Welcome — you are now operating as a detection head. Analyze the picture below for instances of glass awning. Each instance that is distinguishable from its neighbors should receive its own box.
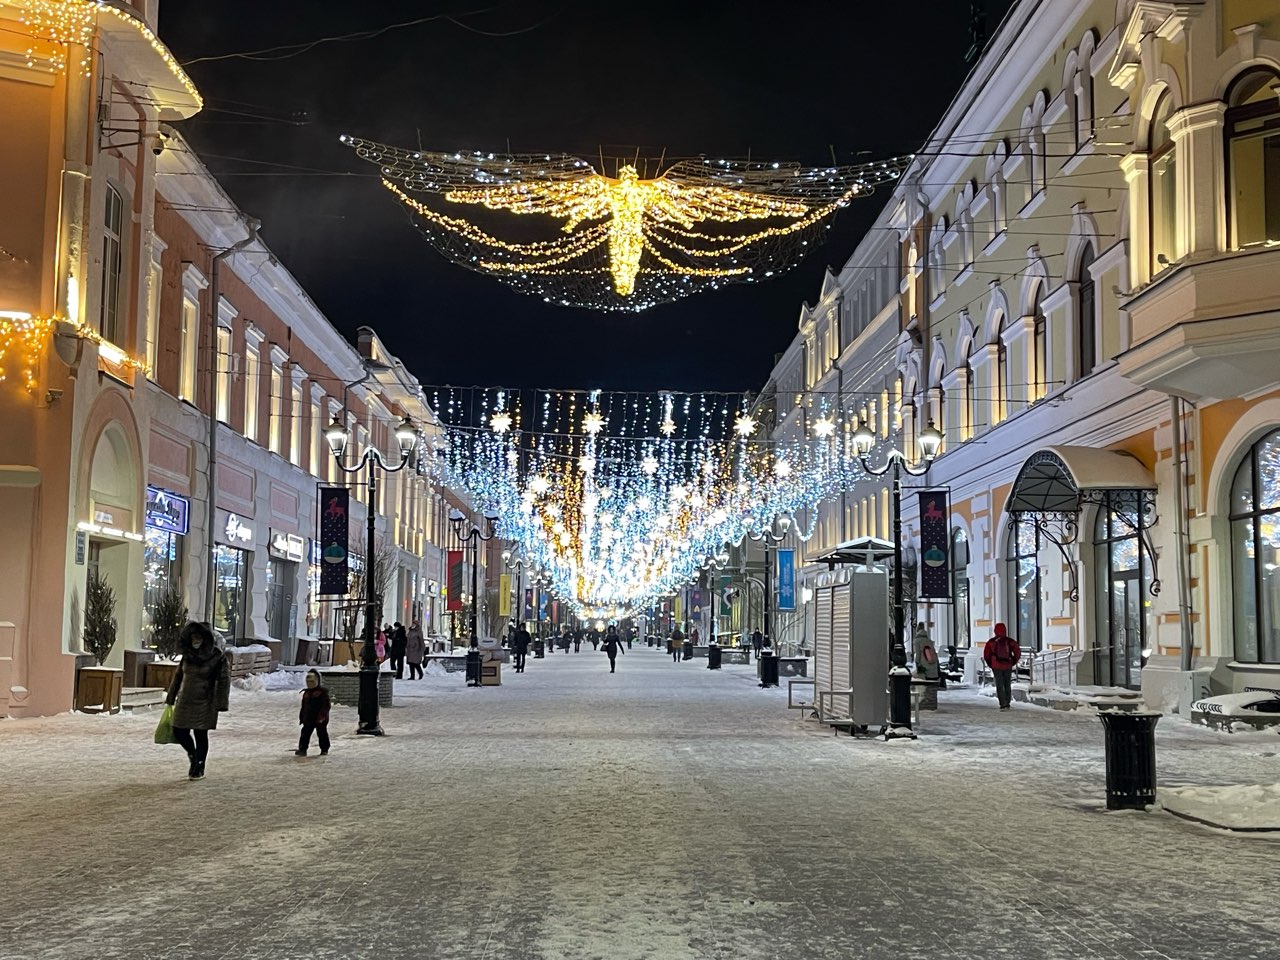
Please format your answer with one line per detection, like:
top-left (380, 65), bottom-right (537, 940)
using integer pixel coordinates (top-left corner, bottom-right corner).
top-left (1006, 446), bottom-right (1156, 516)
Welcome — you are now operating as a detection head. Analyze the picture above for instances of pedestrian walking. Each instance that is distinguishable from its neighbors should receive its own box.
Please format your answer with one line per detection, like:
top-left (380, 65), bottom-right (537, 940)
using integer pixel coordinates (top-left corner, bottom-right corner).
top-left (751, 630), bottom-right (763, 658)
top-left (513, 623), bottom-right (531, 672)
top-left (573, 630), bottom-right (582, 653)
top-left (604, 625), bottom-right (625, 673)
top-left (375, 625), bottom-right (389, 665)
top-left (983, 622), bottom-right (1022, 710)
top-left (670, 627), bottom-right (684, 663)
top-left (296, 669), bottom-right (331, 756)
top-left (590, 631), bottom-right (600, 651)
top-left (165, 621), bottom-right (230, 781)
top-left (405, 619), bottom-right (426, 679)
top-left (390, 621), bottom-right (408, 679)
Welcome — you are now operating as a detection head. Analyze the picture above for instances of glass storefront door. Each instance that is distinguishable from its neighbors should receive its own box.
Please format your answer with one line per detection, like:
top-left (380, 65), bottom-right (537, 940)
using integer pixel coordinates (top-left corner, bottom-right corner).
top-left (1093, 495), bottom-right (1151, 689)
top-left (266, 557), bottom-right (297, 642)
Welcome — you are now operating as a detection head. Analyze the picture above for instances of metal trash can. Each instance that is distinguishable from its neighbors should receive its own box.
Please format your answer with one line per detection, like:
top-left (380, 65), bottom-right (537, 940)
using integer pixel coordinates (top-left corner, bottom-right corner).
top-left (707, 645), bottom-right (722, 670)
top-left (682, 641), bottom-right (693, 661)
top-left (465, 649), bottom-right (482, 687)
top-left (758, 652), bottom-right (779, 688)
top-left (1099, 710), bottom-right (1161, 810)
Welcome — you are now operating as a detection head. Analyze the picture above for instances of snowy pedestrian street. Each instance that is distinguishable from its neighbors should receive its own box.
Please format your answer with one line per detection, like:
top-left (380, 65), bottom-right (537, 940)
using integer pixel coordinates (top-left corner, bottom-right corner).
top-left (3, 648), bottom-right (1278, 960)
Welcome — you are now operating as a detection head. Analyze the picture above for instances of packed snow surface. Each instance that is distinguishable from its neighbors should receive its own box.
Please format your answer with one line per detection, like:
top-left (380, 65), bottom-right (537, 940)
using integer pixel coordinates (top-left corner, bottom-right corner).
top-left (1161, 783), bottom-right (1280, 830)
top-left (1, 647), bottom-right (1278, 959)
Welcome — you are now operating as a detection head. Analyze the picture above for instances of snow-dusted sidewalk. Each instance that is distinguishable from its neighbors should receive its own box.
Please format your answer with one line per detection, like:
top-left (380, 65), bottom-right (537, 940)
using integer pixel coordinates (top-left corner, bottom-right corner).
top-left (1, 646), bottom-right (1277, 959)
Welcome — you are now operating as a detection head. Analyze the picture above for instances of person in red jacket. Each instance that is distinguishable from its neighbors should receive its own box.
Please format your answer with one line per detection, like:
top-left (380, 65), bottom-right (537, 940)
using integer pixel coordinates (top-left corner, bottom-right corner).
top-left (983, 622), bottom-right (1022, 711)
top-left (296, 669), bottom-right (331, 756)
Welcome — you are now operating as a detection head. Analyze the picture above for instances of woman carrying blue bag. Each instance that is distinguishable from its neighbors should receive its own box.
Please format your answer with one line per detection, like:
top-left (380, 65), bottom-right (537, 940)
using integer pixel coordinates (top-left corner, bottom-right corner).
top-left (161, 622), bottom-right (230, 781)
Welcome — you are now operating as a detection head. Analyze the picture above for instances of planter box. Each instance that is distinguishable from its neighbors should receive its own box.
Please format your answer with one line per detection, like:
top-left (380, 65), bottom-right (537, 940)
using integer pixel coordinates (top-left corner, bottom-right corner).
top-left (427, 655), bottom-right (469, 674)
top-left (331, 640), bottom-right (366, 666)
top-left (777, 657), bottom-right (808, 678)
top-left (263, 639), bottom-right (283, 670)
top-left (480, 662), bottom-right (501, 686)
top-left (719, 649), bottom-right (750, 666)
top-left (123, 649), bottom-right (155, 687)
top-left (144, 661), bottom-right (180, 692)
top-left (75, 667), bottom-right (123, 714)
top-left (316, 669), bottom-right (393, 708)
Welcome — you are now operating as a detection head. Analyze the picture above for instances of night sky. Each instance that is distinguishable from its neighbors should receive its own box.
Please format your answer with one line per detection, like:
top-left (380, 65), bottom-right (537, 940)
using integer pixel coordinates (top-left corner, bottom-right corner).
top-left (159, 1), bottom-right (1013, 394)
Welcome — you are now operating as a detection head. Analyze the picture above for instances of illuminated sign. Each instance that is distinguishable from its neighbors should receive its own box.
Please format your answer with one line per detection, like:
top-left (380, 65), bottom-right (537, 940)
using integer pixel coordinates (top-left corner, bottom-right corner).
top-left (145, 486), bottom-right (190, 536)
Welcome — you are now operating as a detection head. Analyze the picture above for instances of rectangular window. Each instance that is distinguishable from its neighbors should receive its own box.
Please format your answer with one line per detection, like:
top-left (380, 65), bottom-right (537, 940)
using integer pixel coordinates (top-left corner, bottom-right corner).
top-left (244, 346), bottom-right (259, 442)
top-left (100, 186), bottom-right (124, 345)
top-left (215, 327), bottom-right (231, 422)
top-left (178, 298), bottom-right (199, 402)
top-left (290, 384), bottom-right (303, 465)
top-left (310, 399), bottom-right (322, 478)
top-left (144, 258), bottom-right (161, 378)
top-left (1230, 124), bottom-right (1280, 247)
top-left (269, 365), bottom-right (284, 455)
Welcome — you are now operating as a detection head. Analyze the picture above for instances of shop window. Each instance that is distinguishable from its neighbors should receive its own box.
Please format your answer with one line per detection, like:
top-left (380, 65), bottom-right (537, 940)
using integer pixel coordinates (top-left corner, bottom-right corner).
top-left (100, 185), bottom-right (124, 345)
top-left (1005, 518), bottom-right (1041, 651)
top-left (1093, 493), bottom-right (1153, 688)
top-left (1149, 93), bottom-right (1178, 273)
top-left (212, 544), bottom-right (250, 641)
top-left (1230, 428), bottom-right (1280, 664)
top-left (1077, 244), bottom-right (1096, 379)
top-left (143, 528), bottom-right (184, 631)
top-left (1226, 69), bottom-right (1280, 249)
top-left (950, 528), bottom-right (971, 651)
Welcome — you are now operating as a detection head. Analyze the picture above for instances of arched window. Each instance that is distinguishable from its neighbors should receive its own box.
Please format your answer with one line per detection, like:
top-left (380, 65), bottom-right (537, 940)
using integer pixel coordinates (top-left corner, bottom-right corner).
top-left (1031, 285), bottom-right (1047, 401)
top-left (1093, 494), bottom-right (1152, 688)
top-left (1005, 519), bottom-right (1041, 652)
top-left (1230, 428), bottom-right (1280, 664)
top-left (964, 344), bottom-right (978, 439)
top-left (1226, 69), bottom-right (1280, 249)
top-left (1078, 243), bottom-right (1097, 378)
top-left (995, 316), bottom-right (1008, 424)
top-left (1150, 93), bottom-right (1178, 273)
top-left (951, 528), bottom-right (971, 651)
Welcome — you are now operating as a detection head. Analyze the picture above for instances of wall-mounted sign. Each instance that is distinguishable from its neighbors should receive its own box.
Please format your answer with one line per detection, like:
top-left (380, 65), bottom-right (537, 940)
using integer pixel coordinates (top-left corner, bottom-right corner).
top-left (269, 530), bottom-right (305, 562)
top-left (224, 513), bottom-right (253, 544)
top-left (145, 486), bottom-right (190, 536)
top-left (75, 531), bottom-right (86, 566)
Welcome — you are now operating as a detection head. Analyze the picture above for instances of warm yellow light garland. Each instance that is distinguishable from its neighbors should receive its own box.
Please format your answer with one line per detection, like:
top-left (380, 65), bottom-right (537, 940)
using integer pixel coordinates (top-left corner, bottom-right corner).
top-left (0, 312), bottom-right (55, 391)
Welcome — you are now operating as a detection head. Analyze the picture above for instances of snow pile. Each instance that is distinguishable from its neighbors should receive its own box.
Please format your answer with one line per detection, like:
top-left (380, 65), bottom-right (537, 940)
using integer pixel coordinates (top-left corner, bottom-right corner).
top-left (425, 659), bottom-right (453, 677)
top-left (1161, 783), bottom-right (1280, 831)
top-left (1193, 691), bottom-right (1280, 718)
top-left (227, 643), bottom-right (273, 654)
top-left (232, 674), bottom-right (265, 692)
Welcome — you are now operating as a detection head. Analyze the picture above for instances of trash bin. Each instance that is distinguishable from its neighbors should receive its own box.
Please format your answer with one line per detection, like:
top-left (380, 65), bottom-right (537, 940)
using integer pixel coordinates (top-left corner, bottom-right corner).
top-left (707, 645), bottom-right (722, 670)
top-left (682, 641), bottom-right (693, 661)
top-left (758, 652), bottom-right (779, 688)
top-left (1099, 710), bottom-right (1161, 810)
top-left (533, 639), bottom-right (545, 659)
top-left (465, 649), bottom-right (482, 687)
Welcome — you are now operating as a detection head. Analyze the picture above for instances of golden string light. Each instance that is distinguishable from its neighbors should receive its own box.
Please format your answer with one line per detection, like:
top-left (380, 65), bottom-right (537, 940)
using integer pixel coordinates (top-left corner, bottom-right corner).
top-left (0, 312), bottom-right (55, 391)
top-left (0, 0), bottom-right (201, 105)
top-left (343, 137), bottom-right (913, 311)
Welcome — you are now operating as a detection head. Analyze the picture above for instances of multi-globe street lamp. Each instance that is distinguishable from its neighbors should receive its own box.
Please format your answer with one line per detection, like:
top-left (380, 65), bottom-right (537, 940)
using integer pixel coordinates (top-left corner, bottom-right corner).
top-left (448, 507), bottom-right (499, 646)
top-left (324, 412), bottom-right (419, 737)
top-left (502, 546), bottom-right (532, 635)
top-left (748, 514), bottom-right (791, 648)
top-left (852, 418), bottom-right (944, 735)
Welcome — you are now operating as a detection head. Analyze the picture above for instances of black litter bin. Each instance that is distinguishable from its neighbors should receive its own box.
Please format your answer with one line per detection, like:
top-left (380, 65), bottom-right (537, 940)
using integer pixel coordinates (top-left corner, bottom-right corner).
top-left (465, 649), bottom-right (482, 687)
top-left (758, 652), bottom-right (779, 688)
top-left (1099, 711), bottom-right (1161, 810)
top-left (707, 645), bottom-right (722, 670)
top-left (682, 641), bottom-right (693, 661)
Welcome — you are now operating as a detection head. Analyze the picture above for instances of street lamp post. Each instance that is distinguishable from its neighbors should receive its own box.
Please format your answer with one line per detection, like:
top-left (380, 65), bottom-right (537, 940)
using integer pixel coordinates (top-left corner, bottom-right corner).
top-left (449, 508), bottom-right (499, 646)
top-left (325, 413), bottom-right (420, 737)
top-left (853, 418), bottom-right (944, 736)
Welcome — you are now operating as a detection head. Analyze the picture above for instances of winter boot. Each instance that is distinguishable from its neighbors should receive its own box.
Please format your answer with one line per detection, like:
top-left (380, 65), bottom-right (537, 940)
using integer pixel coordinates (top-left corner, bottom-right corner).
top-left (294, 749), bottom-right (307, 757)
top-left (187, 756), bottom-right (199, 779)
top-left (189, 761), bottom-right (205, 781)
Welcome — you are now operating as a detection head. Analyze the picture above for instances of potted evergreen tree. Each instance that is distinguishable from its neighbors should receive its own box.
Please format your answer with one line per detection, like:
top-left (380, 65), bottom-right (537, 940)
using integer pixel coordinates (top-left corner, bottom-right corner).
top-left (76, 570), bottom-right (123, 712)
top-left (144, 586), bottom-right (186, 690)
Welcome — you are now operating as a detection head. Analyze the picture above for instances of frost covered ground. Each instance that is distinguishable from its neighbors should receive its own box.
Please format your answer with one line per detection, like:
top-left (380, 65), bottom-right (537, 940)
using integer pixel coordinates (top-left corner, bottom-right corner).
top-left (2, 645), bottom-right (1278, 960)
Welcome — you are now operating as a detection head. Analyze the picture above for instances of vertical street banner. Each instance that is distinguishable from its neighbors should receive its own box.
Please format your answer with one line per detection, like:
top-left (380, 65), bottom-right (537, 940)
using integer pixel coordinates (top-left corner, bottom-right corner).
top-left (776, 548), bottom-right (796, 611)
top-left (690, 590), bottom-right (704, 618)
top-left (498, 574), bottom-right (511, 617)
top-left (524, 588), bottom-right (534, 621)
top-left (918, 489), bottom-right (951, 599)
top-left (318, 487), bottom-right (349, 595)
top-left (446, 550), bottom-right (464, 611)
top-left (674, 594), bottom-right (684, 623)
top-left (719, 575), bottom-right (734, 616)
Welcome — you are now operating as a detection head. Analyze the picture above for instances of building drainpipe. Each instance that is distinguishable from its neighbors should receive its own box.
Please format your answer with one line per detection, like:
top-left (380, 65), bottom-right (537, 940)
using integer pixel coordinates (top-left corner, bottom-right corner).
top-left (1171, 396), bottom-right (1195, 672)
top-left (203, 221), bottom-right (261, 624)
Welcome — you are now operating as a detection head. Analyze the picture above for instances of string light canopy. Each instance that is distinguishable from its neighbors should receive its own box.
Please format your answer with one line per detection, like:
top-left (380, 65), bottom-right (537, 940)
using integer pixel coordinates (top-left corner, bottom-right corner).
top-left (339, 136), bottom-right (913, 311)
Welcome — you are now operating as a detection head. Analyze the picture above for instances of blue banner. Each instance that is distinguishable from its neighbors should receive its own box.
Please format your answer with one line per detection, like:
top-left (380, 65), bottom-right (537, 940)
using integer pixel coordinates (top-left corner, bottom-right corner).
top-left (776, 549), bottom-right (796, 611)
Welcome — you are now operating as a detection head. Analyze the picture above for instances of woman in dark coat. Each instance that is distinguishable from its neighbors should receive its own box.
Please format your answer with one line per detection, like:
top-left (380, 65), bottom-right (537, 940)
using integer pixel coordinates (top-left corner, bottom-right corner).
top-left (603, 625), bottom-right (625, 673)
top-left (166, 621), bottom-right (231, 781)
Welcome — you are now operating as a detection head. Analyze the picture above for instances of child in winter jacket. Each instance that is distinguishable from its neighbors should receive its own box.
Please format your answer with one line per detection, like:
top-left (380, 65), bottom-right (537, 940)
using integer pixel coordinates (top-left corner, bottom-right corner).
top-left (296, 669), bottom-right (331, 756)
